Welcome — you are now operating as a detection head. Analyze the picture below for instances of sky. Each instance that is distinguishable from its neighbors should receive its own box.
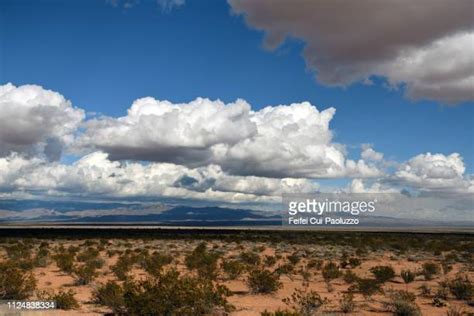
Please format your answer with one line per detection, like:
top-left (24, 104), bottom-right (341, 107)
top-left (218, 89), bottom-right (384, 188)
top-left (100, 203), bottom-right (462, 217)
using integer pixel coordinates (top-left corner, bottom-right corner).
top-left (0, 0), bottom-right (473, 217)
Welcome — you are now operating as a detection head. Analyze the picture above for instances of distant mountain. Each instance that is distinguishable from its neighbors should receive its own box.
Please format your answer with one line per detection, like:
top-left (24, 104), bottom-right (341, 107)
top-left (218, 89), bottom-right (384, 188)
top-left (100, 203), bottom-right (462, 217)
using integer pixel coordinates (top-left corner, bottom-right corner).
top-left (62, 206), bottom-right (280, 224)
top-left (1, 199), bottom-right (472, 228)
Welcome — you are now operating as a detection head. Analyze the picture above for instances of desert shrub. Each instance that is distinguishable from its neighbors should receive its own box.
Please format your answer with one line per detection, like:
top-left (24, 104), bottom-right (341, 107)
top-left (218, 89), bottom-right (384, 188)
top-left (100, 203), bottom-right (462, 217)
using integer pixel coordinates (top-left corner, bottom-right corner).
top-left (185, 242), bottom-right (220, 279)
top-left (449, 275), bottom-right (473, 300)
top-left (283, 288), bottom-right (326, 316)
top-left (275, 263), bottom-right (295, 276)
top-left (247, 269), bottom-right (282, 294)
top-left (112, 253), bottom-right (137, 281)
top-left (73, 261), bottom-right (98, 285)
top-left (53, 251), bottom-right (75, 274)
top-left (421, 262), bottom-right (439, 280)
top-left (401, 269), bottom-right (416, 285)
top-left (307, 259), bottom-right (323, 270)
top-left (384, 290), bottom-right (420, 316)
top-left (66, 245), bottom-right (80, 255)
top-left (5, 242), bottom-right (32, 261)
top-left (418, 284), bottom-right (431, 297)
top-left (239, 250), bottom-right (261, 266)
top-left (431, 297), bottom-right (446, 307)
top-left (343, 270), bottom-right (359, 284)
top-left (106, 249), bottom-right (117, 257)
top-left (441, 261), bottom-right (453, 275)
top-left (0, 261), bottom-right (36, 299)
top-left (92, 281), bottom-right (125, 314)
top-left (349, 257), bottom-right (362, 267)
top-left (83, 240), bottom-right (96, 247)
top-left (444, 252), bottom-right (459, 263)
top-left (350, 278), bottom-right (383, 298)
top-left (339, 293), bottom-right (355, 313)
top-left (35, 246), bottom-right (50, 267)
top-left (222, 260), bottom-right (245, 280)
top-left (446, 306), bottom-right (465, 316)
top-left (264, 255), bottom-right (277, 267)
top-left (142, 252), bottom-right (173, 277)
top-left (40, 289), bottom-right (79, 310)
top-left (77, 247), bottom-right (99, 262)
top-left (123, 269), bottom-right (233, 315)
top-left (287, 253), bottom-right (301, 265)
top-left (261, 309), bottom-right (300, 316)
top-left (370, 265), bottom-right (395, 284)
top-left (435, 281), bottom-right (449, 300)
top-left (5, 242), bottom-right (35, 270)
top-left (322, 261), bottom-right (342, 283)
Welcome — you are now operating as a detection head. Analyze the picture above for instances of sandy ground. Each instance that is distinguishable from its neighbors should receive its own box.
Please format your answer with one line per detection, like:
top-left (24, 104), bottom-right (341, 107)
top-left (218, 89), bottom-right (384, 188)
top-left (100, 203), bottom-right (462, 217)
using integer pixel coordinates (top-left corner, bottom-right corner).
top-left (1, 239), bottom-right (473, 315)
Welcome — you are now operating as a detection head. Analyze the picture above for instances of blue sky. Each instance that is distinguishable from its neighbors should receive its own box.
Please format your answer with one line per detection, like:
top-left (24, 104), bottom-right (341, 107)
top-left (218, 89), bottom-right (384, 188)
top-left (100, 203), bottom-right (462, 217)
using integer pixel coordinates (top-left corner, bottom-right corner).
top-left (1, 0), bottom-right (473, 174)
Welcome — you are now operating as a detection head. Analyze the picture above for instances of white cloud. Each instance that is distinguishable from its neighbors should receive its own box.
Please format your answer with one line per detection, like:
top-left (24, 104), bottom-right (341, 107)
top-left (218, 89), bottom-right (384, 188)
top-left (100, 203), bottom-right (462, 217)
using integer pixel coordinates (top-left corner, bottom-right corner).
top-left (229, 0), bottom-right (474, 104)
top-left (393, 152), bottom-right (470, 191)
top-left (0, 83), bottom-right (85, 161)
top-left (80, 98), bottom-right (381, 179)
top-left (361, 144), bottom-right (384, 162)
top-left (0, 151), bottom-right (319, 204)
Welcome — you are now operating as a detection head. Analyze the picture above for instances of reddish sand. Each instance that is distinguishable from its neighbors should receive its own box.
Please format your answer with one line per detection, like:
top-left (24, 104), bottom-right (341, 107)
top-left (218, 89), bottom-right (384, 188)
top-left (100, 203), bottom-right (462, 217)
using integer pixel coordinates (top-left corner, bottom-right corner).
top-left (1, 239), bottom-right (472, 315)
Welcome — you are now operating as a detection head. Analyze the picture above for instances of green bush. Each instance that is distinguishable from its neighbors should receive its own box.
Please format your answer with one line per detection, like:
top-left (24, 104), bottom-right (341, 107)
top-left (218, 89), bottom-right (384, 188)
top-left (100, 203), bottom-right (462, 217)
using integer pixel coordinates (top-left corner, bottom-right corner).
top-left (5, 242), bottom-right (32, 261)
top-left (53, 251), bottom-right (75, 274)
top-left (239, 251), bottom-right (261, 266)
top-left (41, 289), bottom-right (79, 310)
top-left (283, 288), bottom-right (326, 316)
top-left (370, 265), bottom-right (395, 284)
top-left (421, 262), bottom-right (439, 280)
top-left (322, 261), bottom-right (342, 283)
top-left (449, 275), bottom-right (473, 300)
top-left (35, 246), bottom-right (50, 268)
top-left (112, 253), bottom-right (137, 281)
top-left (275, 263), bottom-right (295, 276)
top-left (287, 253), bottom-right (300, 265)
top-left (264, 255), bottom-right (277, 267)
top-left (348, 257), bottom-right (362, 268)
top-left (73, 261), bottom-right (98, 285)
top-left (92, 281), bottom-right (125, 313)
top-left (446, 306), bottom-right (465, 316)
top-left (247, 269), bottom-right (282, 294)
top-left (350, 278), bottom-right (382, 298)
top-left (343, 270), bottom-right (359, 284)
top-left (418, 284), bottom-right (431, 297)
top-left (384, 290), bottom-right (420, 316)
top-left (261, 309), bottom-right (300, 316)
top-left (401, 269), bottom-right (416, 285)
top-left (435, 281), bottom-right (449, 300)
top-left (77, 247), bottom-right (100, 262)
top-left (307, 259), bottom-right (323, 270)
top-left (339, 292), bottom-right (355, 313)
top-left (222, 259), bottom-right (245, 280)
top-left (123, 269), bottom-right (233, 315)
top-left (185, 242), bottom-right (220, 279)
top-left (0, 261), bottom-right (36, 299)
top-left (142, 252), bottom-right (173, 277)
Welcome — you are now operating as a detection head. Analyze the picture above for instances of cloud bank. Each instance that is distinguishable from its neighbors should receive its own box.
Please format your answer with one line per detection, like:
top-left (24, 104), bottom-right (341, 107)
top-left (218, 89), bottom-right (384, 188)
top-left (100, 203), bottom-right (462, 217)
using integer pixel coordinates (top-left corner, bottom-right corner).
top-left (79, 97), bottom-right (380, 178)
top-left (229, 0), bottom-right (474, 104)
top-left (0, 83), bottom-right (84, 161)
top-left (0, 83), bottom-right (471, 206)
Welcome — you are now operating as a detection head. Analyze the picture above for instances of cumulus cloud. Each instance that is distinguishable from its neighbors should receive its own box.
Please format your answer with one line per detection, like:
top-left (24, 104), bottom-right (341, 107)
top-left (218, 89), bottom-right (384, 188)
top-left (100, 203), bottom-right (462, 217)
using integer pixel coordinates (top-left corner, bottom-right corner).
top-left (79, 98), bottom-right (381, 178)
top-left (393, 153), bottom-right (470, 191)
top-left (0, 151), bottom-right (319, 204)
top-left (361, 144), bottom-right (384, 162)
top-left (229, 0), bottom-right (474, 103)
top-left (0, 83), bottom-right (85, 161)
